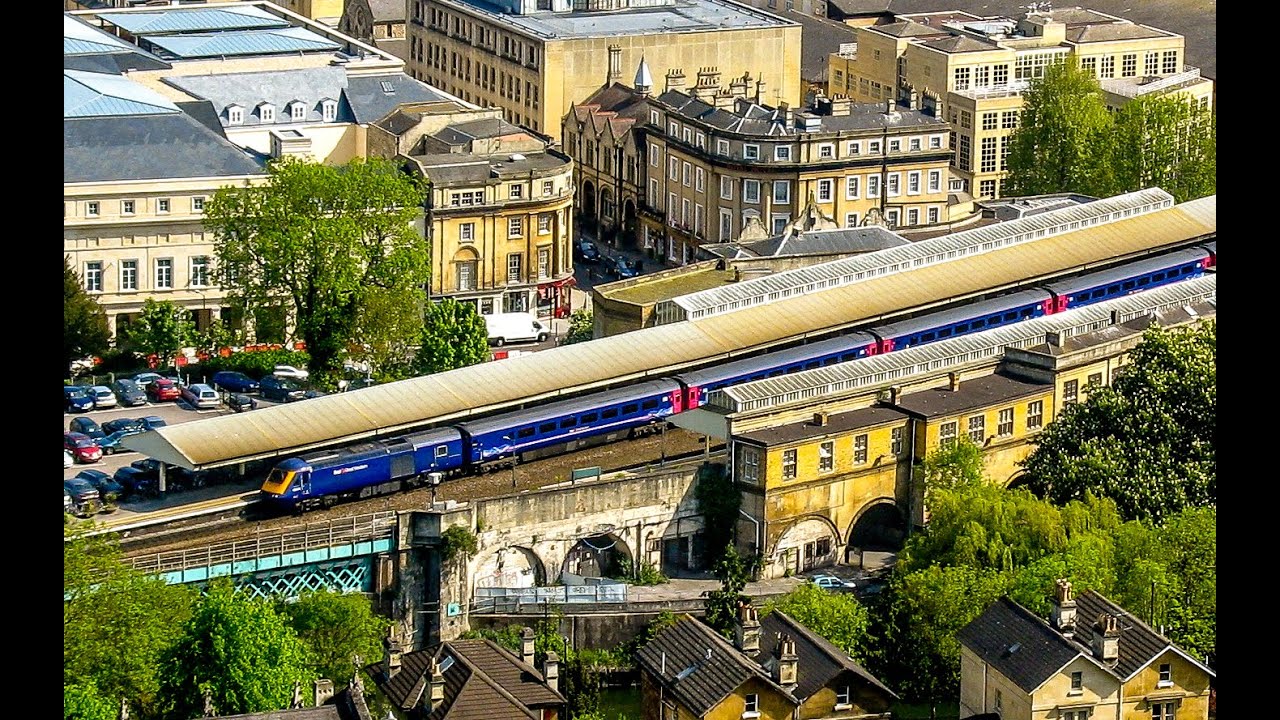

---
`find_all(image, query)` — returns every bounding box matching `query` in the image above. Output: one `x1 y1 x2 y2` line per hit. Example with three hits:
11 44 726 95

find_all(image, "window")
835 685 851 708
907 171 920 194
157 198 170 213
119 259 138 291
994 690 1002 712
1145 51 1160 76
885 209 899 227
773 180 790 204
1162 50 1178 74
1081 56 1097 76
845 176 860 199
83 261 102 292
774 145 792 161
87 202 99 217
1064 379 1079 405
682 162 691 187
668 121 679 136
155 258 173 289
817 179 833 202
1027 400 1044 429
954 66 971 90
721 176 733 200
544 180 557 197
193 197 205 212
744 144 760 160
1063 711 1092 720
456 260 476 291
845 212 858 228
819 441 833 472
909 137 921 151
190 256 210 287
968 415 985 444
669 157 679 180
509 184 523 200
782 449 797 479
869 140 881 154
1151 702 1174 720
743 179 760 203
508 216 523 237
696 167 705 192
888 139 900 153
981 112 998 131
322 99 337 122
742 447 760 483
928 170 941 193
717 139 730 156
930 135 942 149
928 207 939 224
891 426 903 455
1002 111 1019 129
744 694 759 715
847 141 861 155
818 144 834 159
290 102 305 121
650 145 660 167
227 105 244 124
854 434 868 464
771 214 787 235
507 253 522 282
460 222 475 241
867 175 880 198
538 247 550 278
650 110 660 126
538 214 552 234
1100 56 1115 78
1122 53 1137 77
939 421 957 449
122 199 135 215
979 179 996 198
981 136 998 173
907 208 918 225
1088 372 1104 388
1158 662 1172 686
259 103 275 122
886 173 899 196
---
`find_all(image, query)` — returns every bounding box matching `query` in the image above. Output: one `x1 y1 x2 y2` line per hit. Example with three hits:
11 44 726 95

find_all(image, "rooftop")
433 0 796 40
657 90 947 137
736 405 910 446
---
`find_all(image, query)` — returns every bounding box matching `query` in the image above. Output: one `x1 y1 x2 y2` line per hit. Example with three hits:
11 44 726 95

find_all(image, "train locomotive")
261 243 1214 512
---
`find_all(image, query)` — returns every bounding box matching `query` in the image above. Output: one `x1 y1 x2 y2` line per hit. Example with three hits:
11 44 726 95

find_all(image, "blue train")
261 243 1214 511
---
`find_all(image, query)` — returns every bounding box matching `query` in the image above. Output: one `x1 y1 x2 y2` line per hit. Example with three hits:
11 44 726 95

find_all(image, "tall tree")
64 256 111 377
121 298 196 368
703 544 755 639
412 297 490 375
920 435 987 504
350 285 424 382
1111 93 1216 203
1003 61 1117 198
157 580 314 718
277 590 391 686
1020 321 1215 522
763 581 871 660
206 156 429 383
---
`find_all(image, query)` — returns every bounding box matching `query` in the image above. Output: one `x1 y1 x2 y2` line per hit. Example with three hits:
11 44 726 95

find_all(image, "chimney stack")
755 76 768 104
665 69 687 93
1046 331 1062 347
543 650 561 693
773 634 798 687
884 98 896 115
429 656 447 708
384 629 403 679
813 411 829 427
909 90 920 110
521 627 536 667
948 372 961 392
313 679 334 707
733 603 761 653
1092 613 1121 664
1051 579 1077 637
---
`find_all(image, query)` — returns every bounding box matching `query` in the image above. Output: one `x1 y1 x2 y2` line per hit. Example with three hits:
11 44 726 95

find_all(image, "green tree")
412 297 490 375
64 528 196 717
920 435 987 504
694 462 740 568
1111 93 1216 203
64 681 119 720
121 298 196 368
703 544 755 639
1003 61 1117 198
350 285 424 382
763 582 871 660
560 308 594 345
64 256 111 378
1020 321 1215 522
278 590 391 687
157 580 314 718
206 156 429 384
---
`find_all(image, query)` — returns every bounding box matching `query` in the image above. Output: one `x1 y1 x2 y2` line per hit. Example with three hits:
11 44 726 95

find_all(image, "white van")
484 312 548 346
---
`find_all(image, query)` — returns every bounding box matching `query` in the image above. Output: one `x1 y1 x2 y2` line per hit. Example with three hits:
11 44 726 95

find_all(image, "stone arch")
452 246 479 263
562 531 632 581
1004 471 1031 490
845 498 907 552
769 515 842 578
472 545 546 591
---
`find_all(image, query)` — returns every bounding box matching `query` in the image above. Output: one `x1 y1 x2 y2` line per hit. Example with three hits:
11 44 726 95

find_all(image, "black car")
575 239 601 263
112 378 148 407
259 376 305 403
102 417 146 435
140 415 167 431
68 416 105 441
112 467 155 498
227 393 258 412
75 469 125 503
211 371 260 394
63 476 101 516
129 458 208 492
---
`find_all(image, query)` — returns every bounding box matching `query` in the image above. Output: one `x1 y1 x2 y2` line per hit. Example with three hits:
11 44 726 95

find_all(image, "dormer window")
289 101 306 122
321 99 338 122
227 105 244 125
258 103 275 123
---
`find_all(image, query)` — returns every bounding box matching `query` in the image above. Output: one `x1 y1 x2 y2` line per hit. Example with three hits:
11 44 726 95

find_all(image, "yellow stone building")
406 0 802 141
957 581 1214 720
828 7 1214 200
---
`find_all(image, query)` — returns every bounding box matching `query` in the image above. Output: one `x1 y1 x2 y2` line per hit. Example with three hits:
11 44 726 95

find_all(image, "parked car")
145 378 181 402
64 450 74 469
112 466 155 498
64 488 74 515
68 416 106 441
180 383 221 409
63 476 101 517
140 415 167 431
65 386 95 413
132 372 163 388
64 432 102 464
272 365 309 380
89 385 118 409
809 574 857 591
102 417 145 435
259 376 305 402
211 371 259 394
130 458 207 492
602 256 640 280
575 239 601 263
227 393 258 412
301 389 327 400
112 378 148 407
483 312 548 346
75 469 124 503
99 429 143 455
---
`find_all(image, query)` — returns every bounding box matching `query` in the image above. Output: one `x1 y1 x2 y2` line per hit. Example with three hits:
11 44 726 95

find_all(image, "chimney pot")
734 602 761 652
313 678 335 707
813 411 828 426
543 650 560 694
774 634 798 687
521 627 536 667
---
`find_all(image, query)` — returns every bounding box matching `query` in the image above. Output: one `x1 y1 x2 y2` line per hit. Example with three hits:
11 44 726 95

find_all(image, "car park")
272 365 309 380
68 416 106 441
180 383 220 409
129 458 208 492
575 239 601 263
102 417 145 435
809 574 857 591
89 385 117 409
112 466 155 498
64 450 74 469
65 386 95 413
112 378 148 407
259 376 305 402
211 371 259 394
140 415 167 431
63 476 101 517
227 393 258 412
64 432 102 464
75 469 124 503
146 378 181 402
99 429 144 455
132 372 163 388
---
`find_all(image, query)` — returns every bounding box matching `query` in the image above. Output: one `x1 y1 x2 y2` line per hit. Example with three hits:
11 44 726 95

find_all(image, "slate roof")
920 34 1000 53
736 406 909 446
775 9 859 83
64 112 265 183
217 685 372 720
346 74 456 123
891 371 1048 419
755 611 897 701
657 90 945 136
1067 22 1169 43
722 225 909 259
636 614 798 717
164 66 352 125
1073 591 1208 681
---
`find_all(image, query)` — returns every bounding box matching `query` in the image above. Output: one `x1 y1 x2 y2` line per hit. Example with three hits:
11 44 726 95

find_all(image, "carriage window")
840 353 857 362
1122 280 1135 290
1181 266 1193 275
560 417 577 428
939 328 952 337
1004 312 1017 321
922 332 935 342
641 399 659 410
956 324 969 333
804 361 820 370
601 408 619 419
517 427 535 438
823 357 839 366
971 319 985 328
1108 284 1120 293
988 316 1001 325
581 412 598 423
539 422 556 434
623 403 639 414
1153 272 1166 281
769 369 785 377
435 445 448 457
1137 276 1150 286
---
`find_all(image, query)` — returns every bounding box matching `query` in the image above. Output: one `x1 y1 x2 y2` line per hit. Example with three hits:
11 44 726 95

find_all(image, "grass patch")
891 701 960 719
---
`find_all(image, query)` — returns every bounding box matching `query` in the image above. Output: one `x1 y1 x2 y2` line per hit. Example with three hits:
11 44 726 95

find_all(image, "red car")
64 431 102 464
146 378 181 402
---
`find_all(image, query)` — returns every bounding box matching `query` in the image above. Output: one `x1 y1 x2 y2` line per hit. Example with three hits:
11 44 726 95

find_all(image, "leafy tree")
206 156 429 384
1003 61 1117 198
561 308 594 345
64 681 118 720
694 462 740 568
350 285 424 382
121 298 196 368
157 580 314 718
64 256 111 377
1111 93 1216 202
763 582 871 660
920 435 987 503
278 590 391 687
64 528 196 717
703 544 755 639
1020 321 1215 522
194 317 241 360
412 297 490 375
440 525 479 565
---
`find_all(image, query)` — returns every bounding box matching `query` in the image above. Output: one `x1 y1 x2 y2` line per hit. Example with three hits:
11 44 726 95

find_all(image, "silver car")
90 385 117 409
